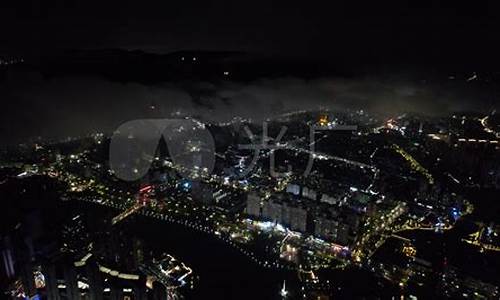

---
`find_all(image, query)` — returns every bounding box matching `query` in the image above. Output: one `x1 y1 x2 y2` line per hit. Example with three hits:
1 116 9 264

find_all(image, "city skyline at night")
0 2 499 300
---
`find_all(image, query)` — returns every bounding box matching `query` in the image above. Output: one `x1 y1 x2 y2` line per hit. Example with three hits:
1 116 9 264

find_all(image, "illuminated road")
111 185 153 225
480 115 500 138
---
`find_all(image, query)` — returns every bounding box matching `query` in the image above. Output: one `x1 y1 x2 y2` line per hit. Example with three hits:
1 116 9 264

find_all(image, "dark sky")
1 1 500 66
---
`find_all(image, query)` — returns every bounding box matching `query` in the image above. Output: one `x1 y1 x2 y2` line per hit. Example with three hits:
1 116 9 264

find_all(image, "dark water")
128 215 298 300
104 207 399 299
79 202 396 299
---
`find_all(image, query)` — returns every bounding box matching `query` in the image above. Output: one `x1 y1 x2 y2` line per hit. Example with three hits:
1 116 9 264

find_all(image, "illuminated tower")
280 280 288 298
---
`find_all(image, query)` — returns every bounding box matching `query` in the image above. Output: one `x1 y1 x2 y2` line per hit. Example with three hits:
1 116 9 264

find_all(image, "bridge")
111 185 153 225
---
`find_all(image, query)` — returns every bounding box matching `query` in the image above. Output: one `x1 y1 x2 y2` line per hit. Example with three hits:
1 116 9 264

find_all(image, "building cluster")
0 207 190 300
438 266 499 299
246 181 379 246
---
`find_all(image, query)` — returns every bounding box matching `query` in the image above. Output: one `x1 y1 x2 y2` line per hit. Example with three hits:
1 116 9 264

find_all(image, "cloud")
0 69 496 144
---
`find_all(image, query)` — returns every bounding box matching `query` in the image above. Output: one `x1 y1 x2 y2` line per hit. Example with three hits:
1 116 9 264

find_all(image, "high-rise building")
262 200 283 223
288 206 307 232
302 187 317 201
246 192 261 217
320 193 338 205
286 183 300 196
314 217 338 241
336 223 350 245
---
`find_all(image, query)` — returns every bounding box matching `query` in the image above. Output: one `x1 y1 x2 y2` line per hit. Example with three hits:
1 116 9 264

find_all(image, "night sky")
1 1 499 64
1 1 500 143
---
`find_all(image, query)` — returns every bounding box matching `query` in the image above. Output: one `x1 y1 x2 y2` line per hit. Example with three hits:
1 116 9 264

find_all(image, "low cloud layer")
1 69 497 144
